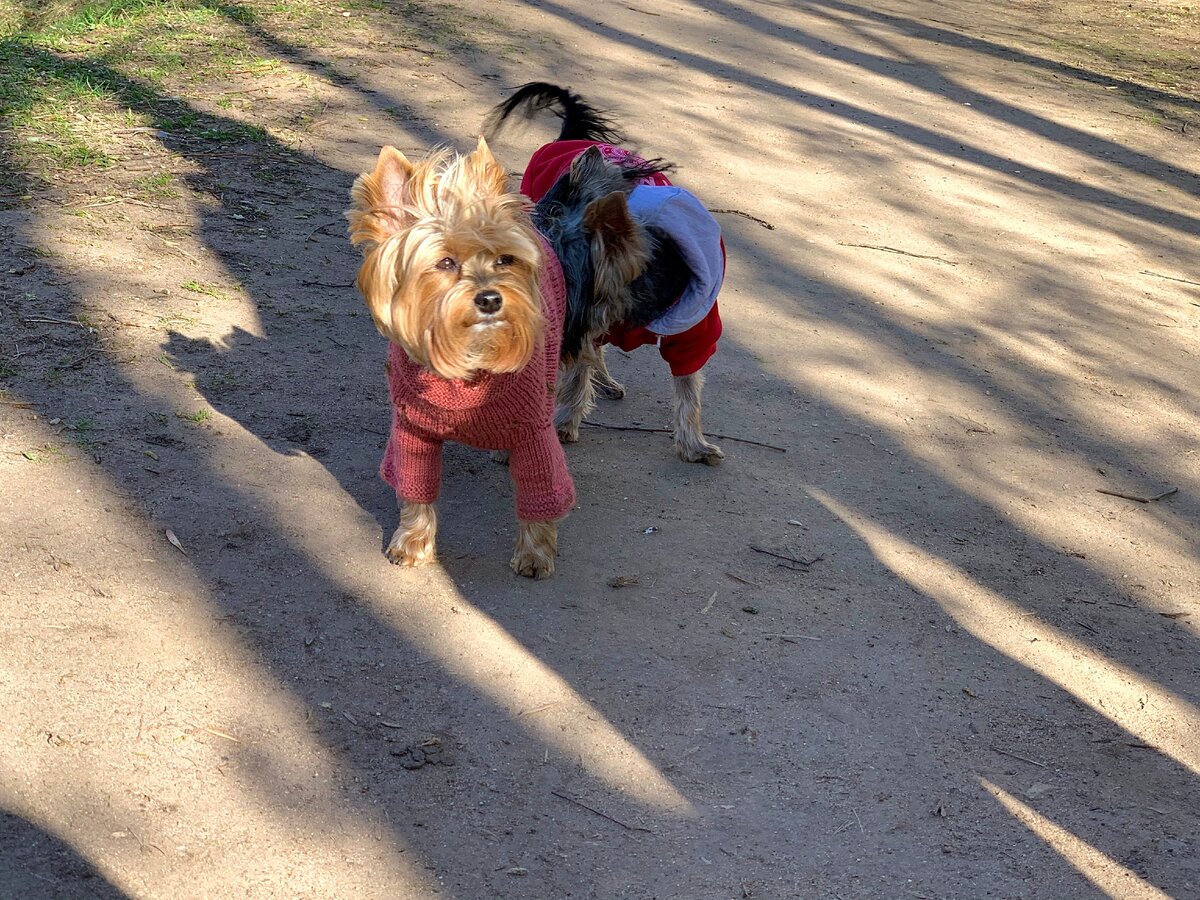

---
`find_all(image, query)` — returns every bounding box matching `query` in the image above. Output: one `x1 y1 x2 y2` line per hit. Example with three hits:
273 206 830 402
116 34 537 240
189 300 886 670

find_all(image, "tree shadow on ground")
2 0 1199 895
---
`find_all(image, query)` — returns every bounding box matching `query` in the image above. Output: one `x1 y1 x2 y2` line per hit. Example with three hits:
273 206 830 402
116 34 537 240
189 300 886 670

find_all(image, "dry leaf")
165 529 187 555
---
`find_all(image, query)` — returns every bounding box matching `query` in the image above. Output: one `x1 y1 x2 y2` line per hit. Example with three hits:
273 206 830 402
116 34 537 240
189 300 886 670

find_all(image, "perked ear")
347 146 414 249
466 135 509 196
583 191 648 299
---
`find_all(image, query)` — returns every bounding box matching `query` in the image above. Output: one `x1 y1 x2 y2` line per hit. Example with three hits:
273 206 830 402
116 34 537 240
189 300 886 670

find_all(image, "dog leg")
511 520 558 579
555 357 595 443
672 371 724 465
385 501 438 566
591 345 625 400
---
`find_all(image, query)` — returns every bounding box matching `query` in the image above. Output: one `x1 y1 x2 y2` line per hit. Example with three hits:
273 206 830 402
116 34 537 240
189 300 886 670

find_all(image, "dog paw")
510 549 555 579
557 426 580 444
677 441 725 466
385 529 435 567
594 379 626 400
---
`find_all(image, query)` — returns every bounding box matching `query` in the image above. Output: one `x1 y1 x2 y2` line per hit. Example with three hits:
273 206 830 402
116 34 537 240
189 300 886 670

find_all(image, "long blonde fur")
347 139 544 380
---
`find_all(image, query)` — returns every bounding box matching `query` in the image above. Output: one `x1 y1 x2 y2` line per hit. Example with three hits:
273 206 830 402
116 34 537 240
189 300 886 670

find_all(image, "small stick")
305 220 341 242
749 545 823 567
195 725 241 744
1140 270 1200 288
763 632 821 641
1096 487 1178 503
709 208 775 230
516 701 559 718
724 571 761 587
22 316 90 329
582 420 786 452
837 242 958 266
989 746 1047 768
550 790 653 833
302 279 354 288
1074 619 1098 634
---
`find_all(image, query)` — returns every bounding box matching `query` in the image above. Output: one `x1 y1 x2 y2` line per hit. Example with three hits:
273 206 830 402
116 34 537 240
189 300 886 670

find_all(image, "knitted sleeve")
508 426 576 522
380 407 444 505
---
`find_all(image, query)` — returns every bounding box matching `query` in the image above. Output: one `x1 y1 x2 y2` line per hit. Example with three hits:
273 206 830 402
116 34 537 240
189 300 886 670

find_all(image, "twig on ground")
1140 270 1200 288
763 633 821 642
302 279 354 288
724 571 761 587
989 746 1047 768
1096 487 1178 503
22 317 90 329
551 790 653 833
709 208 775 230
305 220 341 242
838 242 958 265
582 420 786 452
749 546 823 568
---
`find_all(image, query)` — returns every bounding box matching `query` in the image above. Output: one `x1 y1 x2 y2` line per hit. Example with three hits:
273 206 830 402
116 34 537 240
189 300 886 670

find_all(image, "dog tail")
483 82 624 143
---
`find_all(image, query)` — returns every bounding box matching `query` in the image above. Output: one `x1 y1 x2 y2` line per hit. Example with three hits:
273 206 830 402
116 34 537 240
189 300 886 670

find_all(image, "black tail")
483 82 624 143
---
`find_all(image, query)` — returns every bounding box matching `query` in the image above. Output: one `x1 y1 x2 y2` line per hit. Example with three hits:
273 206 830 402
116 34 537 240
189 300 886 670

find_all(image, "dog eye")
435 257 458 271
495 254 515 267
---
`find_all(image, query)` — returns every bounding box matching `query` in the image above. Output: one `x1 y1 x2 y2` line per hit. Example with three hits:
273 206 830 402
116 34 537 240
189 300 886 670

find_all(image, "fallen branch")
582 420 786 452
1096 487 1178 504
838 242 958 266
709 208 775 230
550 790 653 833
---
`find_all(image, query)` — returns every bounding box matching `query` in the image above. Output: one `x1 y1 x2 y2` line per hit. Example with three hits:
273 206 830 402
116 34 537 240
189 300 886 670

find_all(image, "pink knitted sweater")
379 234 576 523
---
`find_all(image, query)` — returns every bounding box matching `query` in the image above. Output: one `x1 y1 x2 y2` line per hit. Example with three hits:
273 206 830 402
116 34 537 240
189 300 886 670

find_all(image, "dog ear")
583 191 648 300
569 145 611 187
466 136 509 196
347 145 414 249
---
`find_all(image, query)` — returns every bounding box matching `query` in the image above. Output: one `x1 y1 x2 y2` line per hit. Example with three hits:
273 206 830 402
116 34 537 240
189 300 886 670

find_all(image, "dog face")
347 138 544 380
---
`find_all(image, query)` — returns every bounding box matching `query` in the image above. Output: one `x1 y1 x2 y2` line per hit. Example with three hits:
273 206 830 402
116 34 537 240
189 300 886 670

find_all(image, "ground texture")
2 0 1199 897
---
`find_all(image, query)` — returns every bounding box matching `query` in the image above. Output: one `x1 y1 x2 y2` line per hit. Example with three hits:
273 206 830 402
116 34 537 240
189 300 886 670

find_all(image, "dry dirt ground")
2 0 1199 897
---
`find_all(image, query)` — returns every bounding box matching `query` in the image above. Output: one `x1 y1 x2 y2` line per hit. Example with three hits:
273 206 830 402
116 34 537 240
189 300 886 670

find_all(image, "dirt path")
2 0 1198 897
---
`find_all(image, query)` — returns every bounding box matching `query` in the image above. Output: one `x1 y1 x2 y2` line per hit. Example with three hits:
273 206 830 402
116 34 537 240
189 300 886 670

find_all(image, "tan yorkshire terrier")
347 138 576 578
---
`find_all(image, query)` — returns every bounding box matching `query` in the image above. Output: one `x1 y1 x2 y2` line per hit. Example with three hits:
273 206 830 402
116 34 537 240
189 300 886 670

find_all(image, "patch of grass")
181 279 224 298
21 442 68 463
136 170 178 197
0 360 19 378
175 406 211 423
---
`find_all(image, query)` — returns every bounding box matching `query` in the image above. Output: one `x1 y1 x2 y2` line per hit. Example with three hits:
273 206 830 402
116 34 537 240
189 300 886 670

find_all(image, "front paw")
676 441 725 466
385 527 435 567
511 549 554 579
557 425 580 444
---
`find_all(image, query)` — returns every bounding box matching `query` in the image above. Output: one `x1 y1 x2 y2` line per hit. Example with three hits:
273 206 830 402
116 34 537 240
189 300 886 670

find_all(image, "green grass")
0 0 296 182
175 406 211 423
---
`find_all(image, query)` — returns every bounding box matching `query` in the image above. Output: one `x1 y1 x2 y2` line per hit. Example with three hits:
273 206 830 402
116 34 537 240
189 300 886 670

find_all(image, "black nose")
473 290 503 314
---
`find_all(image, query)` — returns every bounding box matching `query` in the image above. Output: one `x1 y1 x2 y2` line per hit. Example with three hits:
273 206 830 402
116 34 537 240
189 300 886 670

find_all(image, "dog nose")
473 290 503 314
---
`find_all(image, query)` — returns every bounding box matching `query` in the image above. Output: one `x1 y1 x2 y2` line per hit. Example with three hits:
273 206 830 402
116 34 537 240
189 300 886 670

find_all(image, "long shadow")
4 1 1199 895
806 0 1200 119
526 0 1200 242
0 811 130 899
694 0 1200 190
